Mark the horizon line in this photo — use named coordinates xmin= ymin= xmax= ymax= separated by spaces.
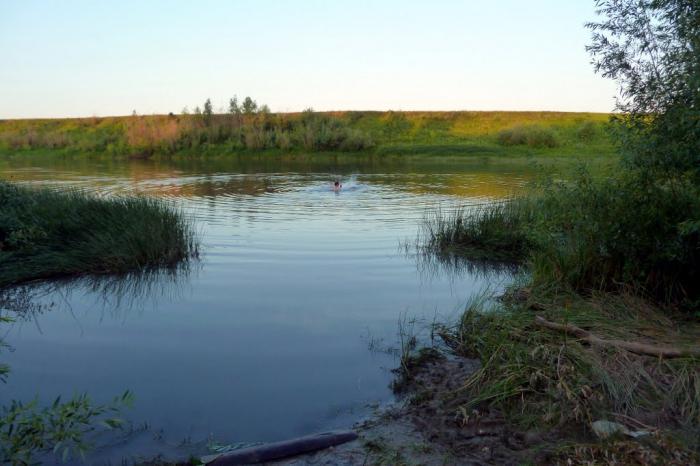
xmin=0 ymin=109 xmax=616 ymax=122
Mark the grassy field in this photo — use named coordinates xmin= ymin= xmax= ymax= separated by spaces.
xmin=0 ymin=111 xmax=615 ymax=158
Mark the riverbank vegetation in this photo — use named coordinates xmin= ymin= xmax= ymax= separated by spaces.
xmin=395 ymin=288 xmax=700 ymax=464
xmin=0 ymin=182 xmax=197 ymax=463
xmin=0 ymin=181 xmax=198 ymax=287
xmin=0 ymin=390 xmax=134 ymax=465
xmin=411 ymin=0 xmax=700 ymax=463
xmin=0 ymin=109 xmax=614 ymax=159
xmin=423 ymin=169 xmax=700 ymax=305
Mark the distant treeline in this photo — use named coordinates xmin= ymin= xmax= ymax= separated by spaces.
xmin=0 ymin=99 xmax=614 ymax=157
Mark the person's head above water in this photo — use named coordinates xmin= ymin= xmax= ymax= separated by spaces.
xmin=334 ymin=180 xmax=340 ymax=187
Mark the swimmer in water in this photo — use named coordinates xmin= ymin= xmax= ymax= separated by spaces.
xmin=333 ymin=180 xmax=342 ymax=192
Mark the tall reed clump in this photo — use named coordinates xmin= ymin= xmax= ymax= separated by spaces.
xmin=420 ymin=202 xmax=533 ymax=262
xmin=0 ymin=181 xmax=198 ymax=287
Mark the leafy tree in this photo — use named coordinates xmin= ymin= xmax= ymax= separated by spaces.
xmin=587 ymin=0 xmax=700 ymax=177
xmin=564 ymin=0 xmax=700 ymax=305
xmin=203 ymin=98 xmax=213 ymax=126
xmin=228 ymin=96 xmax=240 ymax=115
xmin=242 ymin=96 xmax=258 ymax=115
xmin=259 ymin=104 xmax=271 ymax=114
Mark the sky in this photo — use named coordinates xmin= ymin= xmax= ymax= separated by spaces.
xmin=0 ymin=0 xmax=618 ymax=118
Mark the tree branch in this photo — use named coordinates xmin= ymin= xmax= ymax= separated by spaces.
xmin=534 ymin=315 xmax=700 ymax=358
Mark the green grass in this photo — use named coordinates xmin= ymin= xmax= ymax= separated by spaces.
xmin=0 ymin=181 xmax=198 ymax=287
xmin=413 ymin=158 xmax=700 ymax=460
xmin=0 ymin=111 xmax=615 ymax=159
xmin=440 ymin=290 xmax=700 ymax=429
xmin=420 ymin=202 xmax=533 ymax=261
xmin=421 ymin=167 xmax=700 ymax=306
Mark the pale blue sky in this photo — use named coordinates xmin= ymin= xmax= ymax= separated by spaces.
xmin=0 ymin=0 xmax=617 ymax=118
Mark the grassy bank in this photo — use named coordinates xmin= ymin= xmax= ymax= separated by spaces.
xmin=422 ymin=169 xmax=700 ymax=304
xmin=449 ymin=289 xmax=700 ymax=431
xmin=0 ymin=110 xmax=615 ymax=159
xmin=0 ymin=181 xmax=197 ymax=287
xmin=393 ymin=287 xmax=700 ymax=464
xmin=408 ymin=165 xmax=700 ymax=462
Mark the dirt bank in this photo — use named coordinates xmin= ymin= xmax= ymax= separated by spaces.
xmin=261 ymin=355 xmax=532 ymax=466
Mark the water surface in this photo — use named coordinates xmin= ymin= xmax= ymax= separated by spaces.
xmin=0 ymin=155 xmax=530 ymax=461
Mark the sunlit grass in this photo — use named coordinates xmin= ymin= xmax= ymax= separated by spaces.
xmin=0 ymin=111 xmax=615 ymax=158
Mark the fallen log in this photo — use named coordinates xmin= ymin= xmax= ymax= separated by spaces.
xmin=205 ymin=430 xmax=358 ymax=465
xmin=534 ymin=315 xmax=700 ymax=358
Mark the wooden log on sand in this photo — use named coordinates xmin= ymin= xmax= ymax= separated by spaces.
xmin=206 ymin=430 xmax=358 ymax=465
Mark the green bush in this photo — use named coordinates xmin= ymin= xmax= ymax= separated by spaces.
xmin=497 ymin=124 xmax=560 ymax=148
xmin=575 ymin=120 xmax=598 ymax=141
xmin=289 ymin=111 xmax=374 ymax=151
xmin=528 ymin=170 xmax=700 ymax=303
xmin=381 ymin=111 xmax=413 ymax=141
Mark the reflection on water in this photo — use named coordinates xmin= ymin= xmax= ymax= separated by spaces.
xmin=0 ymin=155 xmax=530 ymax=200
xmin=1 ymin=266 xmax=195 ymax=324
xmin=0 ymin=154 xmax=531 ymax=462
xmin=412 ymin=248 xmax=521 ymax=285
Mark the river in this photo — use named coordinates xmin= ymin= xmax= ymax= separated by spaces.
xmin=0 ymin=154 xmax=531 ymax=462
